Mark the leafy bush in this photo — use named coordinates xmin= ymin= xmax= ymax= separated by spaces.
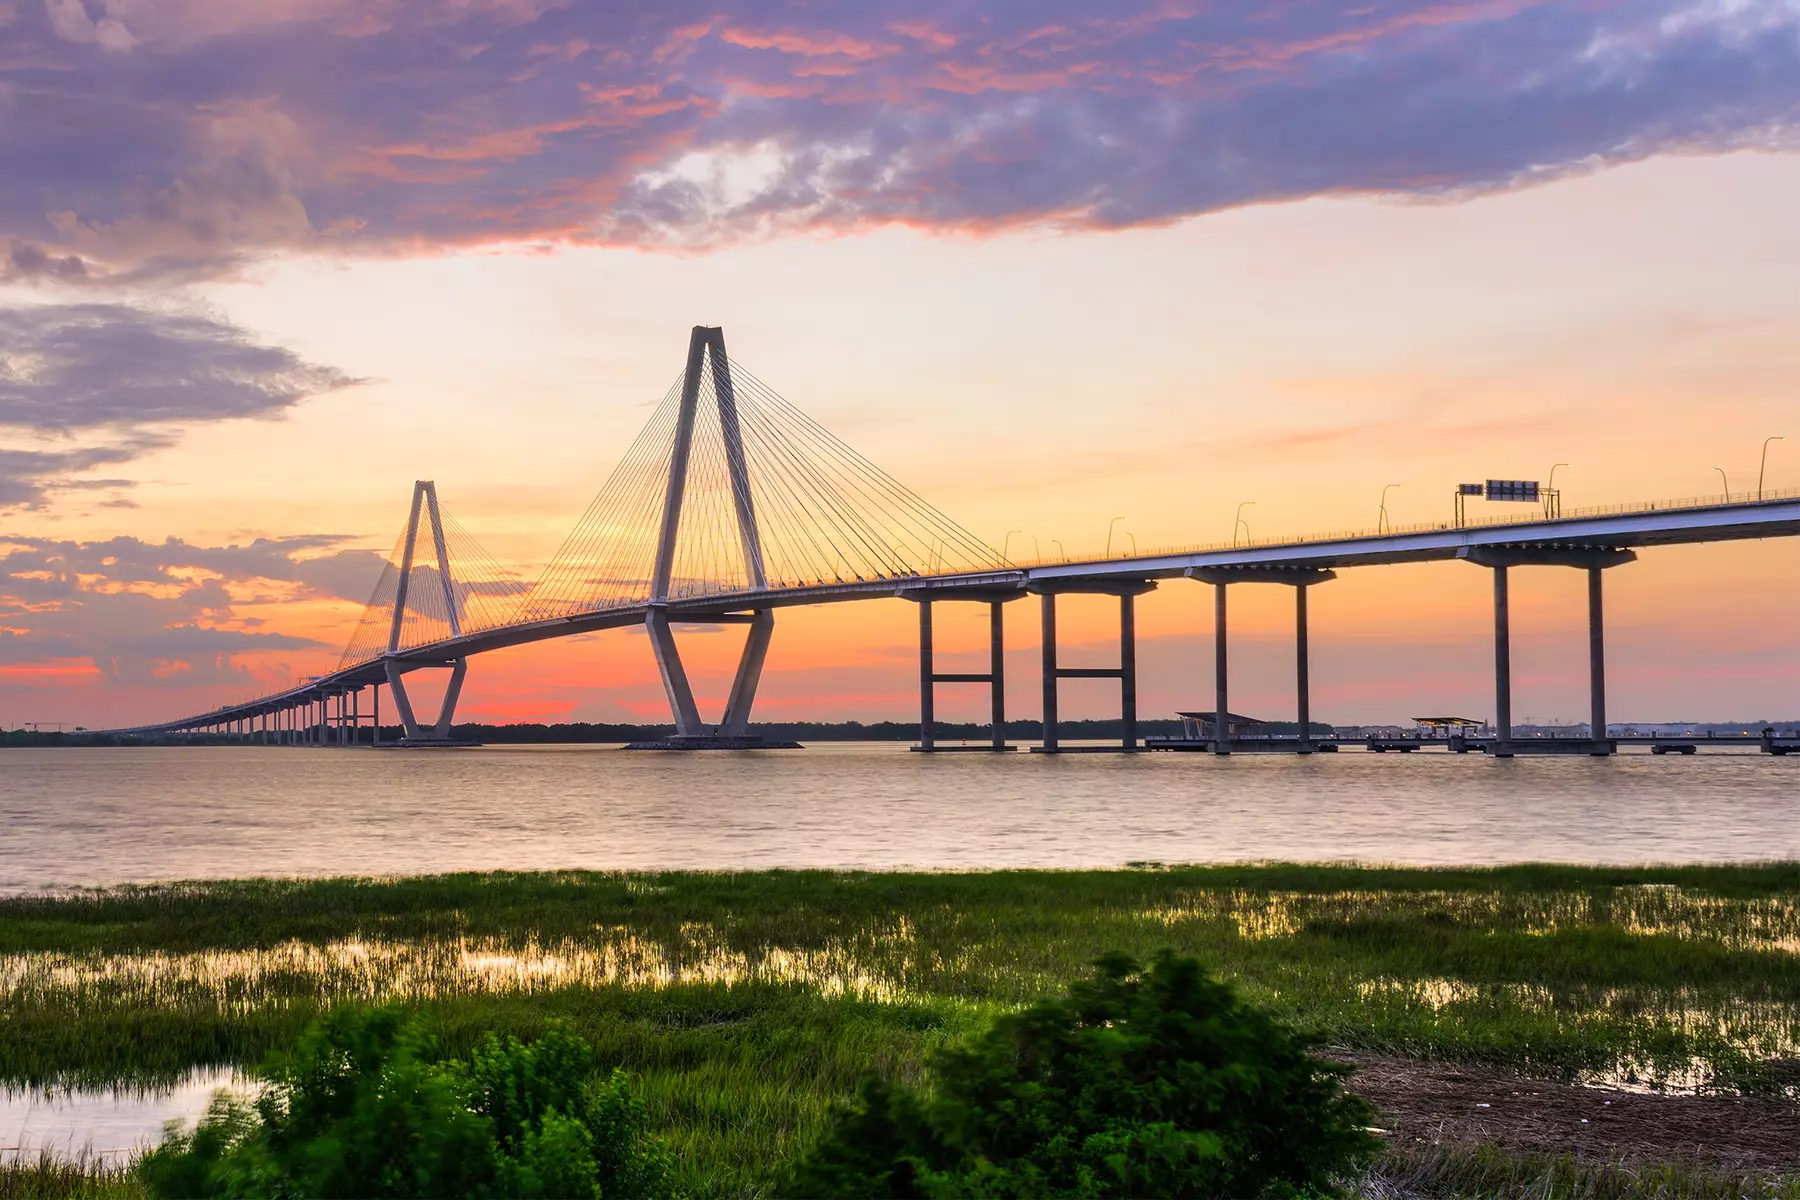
xmin=793 ymin=950 xmax=1378 ymax=1198
xmin=138 ymin=1006 xmax=677 ymax=1199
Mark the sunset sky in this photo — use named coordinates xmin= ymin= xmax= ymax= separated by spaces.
xmin=1 ymin=0 xmax=1796 ymax=731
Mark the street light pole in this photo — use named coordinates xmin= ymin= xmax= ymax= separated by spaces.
xmin=1052 ymin=540 xmax=1065 ymax=561
xmin=1759 ymin=436 xmax=1785 ymax=500
xmin=1106 ymin=517 xmax=1126 ymax=558
xmin=1233 ymin=500 xmax=1255 ymax=547
xmin=1714 ymin=466 xmax=1730 ymax=498
xmin=1379 ymin=483 xmax=1401 ymax=534
xmin=1547 ymin=462 xmax=1569 ymax=517
xmin=1002 ymin=529 xmax=1022 ymax=563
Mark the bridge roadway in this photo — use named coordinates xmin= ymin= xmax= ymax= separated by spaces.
xmin=107 ymin=492 xmax=1799 ymax=746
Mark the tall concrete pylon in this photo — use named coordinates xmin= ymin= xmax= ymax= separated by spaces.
xmin=384 ymin=480 xmax=470 ymax=742
xmin=644 ymin=327 xmax=776 ymax=743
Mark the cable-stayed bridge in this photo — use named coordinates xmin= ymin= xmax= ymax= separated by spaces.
xmin=104 ymin=327 xmax=1800 ymax=757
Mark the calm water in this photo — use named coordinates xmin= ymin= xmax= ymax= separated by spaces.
xmin=2 ymin=743 xmax=1795 ymax=892
xmin=1 ymin=1070 xmax=240 ymax=1160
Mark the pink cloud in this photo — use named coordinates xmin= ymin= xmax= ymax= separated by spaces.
xmin=719 ymin=26 xmax=897 ymax=60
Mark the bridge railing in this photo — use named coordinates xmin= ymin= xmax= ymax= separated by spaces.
xmin=1003 ymin=486 xmax=1800 ymax=568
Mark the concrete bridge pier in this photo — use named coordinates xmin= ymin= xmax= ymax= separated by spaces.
xmin=1185 ymin=566 xmax=1337 ymax=754
xmin=1030 ymin=580 xmax=1156 ymax=753
xmin=904 ymin=588 xmax=1023 ymax=751
xmin=384 ymin=658 xmax=469 ymax=745
xmin=1461 ymin=546 xmax=1635 ymax=756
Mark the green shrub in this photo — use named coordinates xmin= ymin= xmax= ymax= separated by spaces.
xmin=793 ymin=951 xmax=1378 ymax=1198
xmin=137 ymin=1006 xmax=677 ymax=1199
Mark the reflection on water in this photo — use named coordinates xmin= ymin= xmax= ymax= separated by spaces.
xmin=1 ymin=928 xmax=919 ymax=1010
xmin=1 ymin=744 xmax=1795 ymax=890
xmin=0 ymin=1068 xmax=240 ymax=1159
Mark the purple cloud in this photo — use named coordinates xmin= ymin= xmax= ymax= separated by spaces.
xmin=0 ymin=0 xmax=1795 ymax=278
xmin=0 ymin=302 xmax=359 ymax=506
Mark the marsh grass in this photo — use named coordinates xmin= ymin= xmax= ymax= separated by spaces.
xmin=3 ymin=864 xmax=1798 ymax=1196
xmin=0 ymin=1151 xmax=142 ymax=1200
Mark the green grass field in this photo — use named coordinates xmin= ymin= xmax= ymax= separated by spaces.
xmin=4 ymin=864 xmax=1798 ymax=1197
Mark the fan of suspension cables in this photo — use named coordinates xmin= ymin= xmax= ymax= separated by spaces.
xmin=517 ymin=356 xmax=1006 ymax=621
xmin=337 ymin=494 xmax=526 ymax=670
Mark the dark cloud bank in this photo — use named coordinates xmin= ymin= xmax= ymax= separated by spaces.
xmin=0 ymin=303 xmax=359 ymax=507
xmin=0 ymin=0 xmax=1793 ymax=281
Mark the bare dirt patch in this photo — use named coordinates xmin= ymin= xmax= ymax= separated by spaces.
xmin=1336 ymin=1051 xmax=1800 ymax=1172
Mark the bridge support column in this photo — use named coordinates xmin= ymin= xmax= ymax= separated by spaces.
xmin=906 ymin=590 xmax=1020 ymax=752
xmin=1462 ymin=547 xmax=1635 ymax=756
xmin=1213 ymin=582 xmax=1229 ymax=755
xmin=1588 ymin=566 xmax=1607 ymax=757
xmin=918 ymin=599 xmax=934 ymax=750
xmin=1296 ymin=584 xmax=1312 ymax=751
xmin=646 ymin=609 xmax=704 ymax=738
xmin=1029 ymin=581 xmax=1155 ymax=753
xmin=991 ymin=600 xmax=1007 ymax=750
xmin=1120 ymin=593 xmax=1138 ymax=750
xmin=721 ymin=609 xmax=774 ymax=737
xmin=1041 ymin=593 xmax=1058 ymax=752
xmin=1494 ymin=565 xmax=1512 ymax=756
xmin=1186 ymin=567 xmax=1336 ymax=753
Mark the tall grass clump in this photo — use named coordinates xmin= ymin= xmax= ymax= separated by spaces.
xmin=0 ymin=1151 xmax=143 ymax=1200
xmin=137 ymin=1006 xmax=677 ymax=1199
xmin=793 ymin=951 xmax=1378 ymax=1198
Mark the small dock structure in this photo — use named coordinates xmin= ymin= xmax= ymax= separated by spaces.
xmin=1145 ymin=711 xmax=1339 ymax=754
